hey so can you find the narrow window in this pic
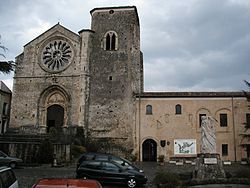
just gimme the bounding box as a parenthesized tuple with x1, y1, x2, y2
(222, 144, 228, 156)
(106, 34, 111, 50)
(111, 34, 116, 50)
(146, 105, 152, 115)
(109, 76, 113, 80)
(199, 114, 206, 127)
(175, 104, 182, 115)
(104, 31, 118, 51)
(220, 114, 228, 127)
(246, 114, 250, 128)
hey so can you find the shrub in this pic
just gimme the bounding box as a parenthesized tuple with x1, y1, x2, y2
(153, 171, 180, 188)
(235, 169, 250, 179)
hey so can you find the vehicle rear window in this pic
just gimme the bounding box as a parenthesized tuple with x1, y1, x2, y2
(81, 161, 101, 170)
(85, 154, 95, 160)
(94, 155, 109, 161)
(0, 169, 16, 188)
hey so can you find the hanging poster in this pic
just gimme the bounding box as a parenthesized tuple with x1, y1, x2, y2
(174, 139, 196, 155)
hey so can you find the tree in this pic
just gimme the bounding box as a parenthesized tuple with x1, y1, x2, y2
(0, 35, 15, 74)
(243, 80, 250, 103)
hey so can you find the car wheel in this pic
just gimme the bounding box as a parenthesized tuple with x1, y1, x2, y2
(127, 178, 136, 188)
(9, 162, 16, 169)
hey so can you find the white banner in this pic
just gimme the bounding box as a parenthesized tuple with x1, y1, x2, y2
(174, 139, 196, 155)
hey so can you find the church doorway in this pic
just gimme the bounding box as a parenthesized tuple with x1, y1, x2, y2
(142, 139, 157, 161)
(47, 104, 64, 132)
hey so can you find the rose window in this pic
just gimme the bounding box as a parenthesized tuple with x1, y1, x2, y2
(41, 40, 73, 72)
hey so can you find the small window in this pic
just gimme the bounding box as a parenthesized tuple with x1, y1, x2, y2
(2, 103, 8, 116)
(246, 114, 250, 128)
(220, 114, 228, 127)
(222, 144, 228, 156)
(104, 31, 118, 51)
(199, 114, 206, 127)
(175, 104, 182, 115)
(146, 105, 152, 115)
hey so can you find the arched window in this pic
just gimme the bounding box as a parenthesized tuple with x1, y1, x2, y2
(104, 31, 118, 50)
(175, 104, 182, 114)
(146, 105, 152, 115)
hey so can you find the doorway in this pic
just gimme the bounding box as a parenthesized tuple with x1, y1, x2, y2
(142, 139, 157, 161)
(47, 104, 64, 132)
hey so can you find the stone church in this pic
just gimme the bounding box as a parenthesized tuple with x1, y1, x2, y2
(9, 6, 250, 162)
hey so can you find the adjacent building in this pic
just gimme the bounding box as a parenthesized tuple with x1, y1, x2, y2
(0, 81, 11, 134)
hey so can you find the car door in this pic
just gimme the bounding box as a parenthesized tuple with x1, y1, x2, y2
(101, 161, 127, 184)
(78, 161, 103, 180)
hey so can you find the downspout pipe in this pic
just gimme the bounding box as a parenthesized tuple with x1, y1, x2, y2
(231, 96, 237, 162)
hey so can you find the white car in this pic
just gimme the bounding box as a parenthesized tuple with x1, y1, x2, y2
(0, 166, 18, 188)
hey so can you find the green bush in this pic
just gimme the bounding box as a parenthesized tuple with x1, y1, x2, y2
(153, 171, 180, 188)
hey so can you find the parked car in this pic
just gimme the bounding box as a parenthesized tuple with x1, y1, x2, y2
(0, 151, 23, 169)
(76, 160, 147, 188)
(76, 152, 144, 173)
(0, 166, 19, 188)
(32, 178, 102, 188)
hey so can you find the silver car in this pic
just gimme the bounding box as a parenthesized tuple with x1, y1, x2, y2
(0, 151, 22, 169)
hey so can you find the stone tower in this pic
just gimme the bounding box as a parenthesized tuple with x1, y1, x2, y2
(86, 6, 143, 153)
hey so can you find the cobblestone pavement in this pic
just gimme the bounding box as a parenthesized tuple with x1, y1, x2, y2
(13, 162, 250, 188)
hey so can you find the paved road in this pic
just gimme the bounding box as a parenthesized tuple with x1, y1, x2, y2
(14, 163, 158, 188)
(13, 162, 250, 188)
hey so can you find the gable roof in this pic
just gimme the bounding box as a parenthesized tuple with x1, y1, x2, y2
(24, 23, 79, 47)
(0, 81, 11, 94)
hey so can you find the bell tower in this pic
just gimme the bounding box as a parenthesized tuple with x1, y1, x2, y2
(86, 6, 143, 154)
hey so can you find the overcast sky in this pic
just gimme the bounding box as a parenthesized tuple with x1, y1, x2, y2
(0, 0, 249, 92)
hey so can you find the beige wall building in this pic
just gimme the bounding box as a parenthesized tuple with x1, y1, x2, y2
(135, 92, 250, 162)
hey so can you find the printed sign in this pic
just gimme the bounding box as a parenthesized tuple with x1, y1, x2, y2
(204, 158, 218, 164)
(174, 139, 196, 155)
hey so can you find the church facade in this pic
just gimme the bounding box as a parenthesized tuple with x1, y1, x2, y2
(9, 6, 250, 162)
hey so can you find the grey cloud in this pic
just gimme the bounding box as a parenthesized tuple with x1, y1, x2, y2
(0, 0, 249, 92)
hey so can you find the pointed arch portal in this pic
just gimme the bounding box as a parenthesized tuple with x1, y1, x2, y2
(47, 104, 64, 132)
(142, 139, 157, 161)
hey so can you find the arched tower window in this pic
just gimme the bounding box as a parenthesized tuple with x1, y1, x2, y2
(175, 104, 182, 115)
(104, 31, 118, 50)
(146, 105, 152, 115)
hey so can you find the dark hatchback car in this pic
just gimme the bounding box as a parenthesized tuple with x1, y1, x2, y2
(76, 160, 147, 188)
(77, 152, 144, 173)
